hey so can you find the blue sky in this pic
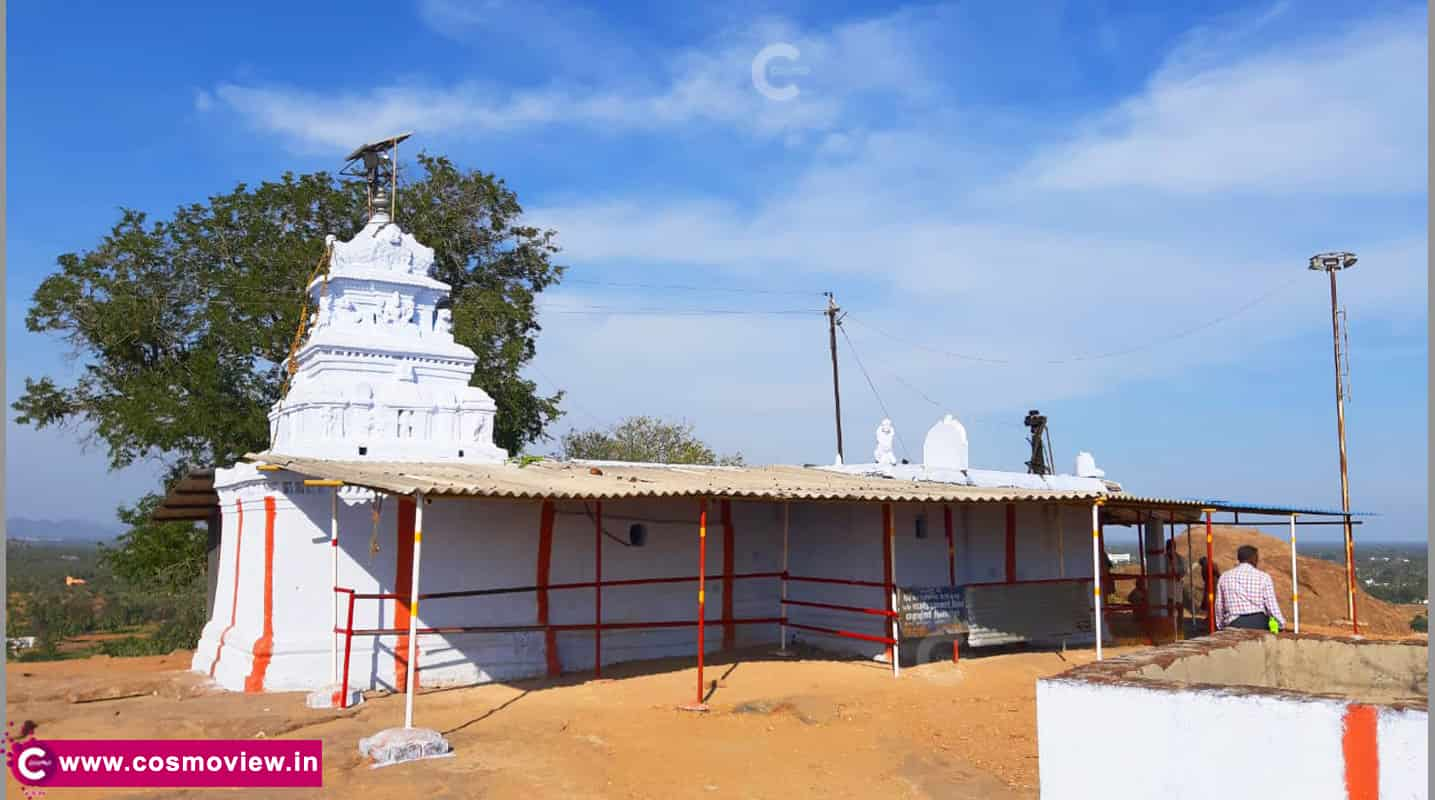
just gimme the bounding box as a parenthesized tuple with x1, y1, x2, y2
(7, 1, 1428, 541)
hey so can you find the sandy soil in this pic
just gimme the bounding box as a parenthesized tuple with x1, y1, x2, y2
(6, 643, 1148, 800)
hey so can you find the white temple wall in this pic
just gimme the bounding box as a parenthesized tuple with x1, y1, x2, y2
(193, 469, 408, 693)
(194, 474, 1097, 692)
(780, 502, 1096, 660)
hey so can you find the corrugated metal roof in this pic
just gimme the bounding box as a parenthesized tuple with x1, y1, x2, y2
(152, 467, 219, 522)
(245, 453, 1105, 505)
(1104, 493, 1370, 518)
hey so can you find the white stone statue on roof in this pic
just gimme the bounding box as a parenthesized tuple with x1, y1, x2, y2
(874, 418, 897, 465)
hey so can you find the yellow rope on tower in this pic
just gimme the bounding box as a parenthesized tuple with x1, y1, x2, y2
(280, 240, 334, 398)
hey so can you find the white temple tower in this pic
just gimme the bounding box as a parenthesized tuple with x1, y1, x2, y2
(267, 206, 507, 463)
(194, 138, 508, 695)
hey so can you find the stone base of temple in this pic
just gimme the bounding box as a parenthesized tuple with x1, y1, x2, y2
(191, 629, 338, 694)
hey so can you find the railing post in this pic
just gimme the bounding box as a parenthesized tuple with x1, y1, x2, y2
(340, 589, 356, 709)
(403, 493, 425, 729)
(1091, 502, 1103, 661)
(680, 498, 710, 711)
(1205, 509, 1216, 634)
(1290, 514, 1300, 634)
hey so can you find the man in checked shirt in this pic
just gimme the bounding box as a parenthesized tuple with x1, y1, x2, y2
(1215, 545, 1286, 631)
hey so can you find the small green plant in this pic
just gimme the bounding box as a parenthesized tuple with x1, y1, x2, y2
(1411, 613, 1428, 633)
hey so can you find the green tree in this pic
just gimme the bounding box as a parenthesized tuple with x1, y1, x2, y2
(560, 416, 742, 465)
(100, 496, 207, 594)
(15, 154, 565, 596)
(1412, 614, 1428, 633)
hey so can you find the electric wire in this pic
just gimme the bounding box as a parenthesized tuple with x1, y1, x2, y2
(838, 322, 910, 461)
(560, 278, 821, 296)
(843, 273, 1302, 366)
(87, 271, 1300, 370)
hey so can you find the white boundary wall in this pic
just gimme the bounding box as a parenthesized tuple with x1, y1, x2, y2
(1037, 657, 1428, 799)
(192, 466, 1098, 692)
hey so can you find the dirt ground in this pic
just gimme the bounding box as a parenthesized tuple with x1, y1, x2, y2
(6, 643, 1145, 800)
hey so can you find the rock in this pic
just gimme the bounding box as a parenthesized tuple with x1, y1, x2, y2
(358, 727, 452, 767)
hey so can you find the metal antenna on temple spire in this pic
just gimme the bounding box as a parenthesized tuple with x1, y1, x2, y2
(342, 132, 412, 223)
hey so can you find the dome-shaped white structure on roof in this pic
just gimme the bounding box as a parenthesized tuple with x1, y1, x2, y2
(923, 414, 969, 471)
(1075, 451, 1105, 478)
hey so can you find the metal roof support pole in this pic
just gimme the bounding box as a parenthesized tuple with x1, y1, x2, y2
(884, 503, 899, 678)
(944, 504, 958, 665)
(1290, 514, 1300, 634)
(1090, 501, 1103, 661)
(779, 502, 790, 654)
(680, 499, 710, 712)
(1168, 510, 1178, 643)
(1136, 510, 1147, 583)
(331, 487, 340, 686)
(403, 492, 425, 729)
(1346, 513, 1359, 635)
(1185, 522, 1193, 622)
(1204, 509, 1216, 635)
(594, 501, 603, 678)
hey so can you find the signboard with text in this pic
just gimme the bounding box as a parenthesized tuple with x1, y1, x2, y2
(897, 581, 1095, 646)
(896, 585, 968, 637)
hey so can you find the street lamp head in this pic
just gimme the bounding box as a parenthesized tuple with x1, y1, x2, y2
(1309, 251, 1358, 272)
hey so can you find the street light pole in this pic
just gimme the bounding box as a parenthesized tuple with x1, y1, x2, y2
(1309, 251, 1359, 634)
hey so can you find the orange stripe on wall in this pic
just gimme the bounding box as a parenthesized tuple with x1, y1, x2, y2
(243, 497, 277, 693)
(722, 500, 736, 649)
(394, 497, 417, 693)
(537, 500, 561, 677)
(209, 498, 244, 677)
(1342, 703, 1379, 800)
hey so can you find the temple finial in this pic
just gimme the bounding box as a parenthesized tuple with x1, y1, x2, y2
(341, 132, 412, 224)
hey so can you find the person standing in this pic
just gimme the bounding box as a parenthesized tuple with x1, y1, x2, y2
(1215, 545, 1286, 631)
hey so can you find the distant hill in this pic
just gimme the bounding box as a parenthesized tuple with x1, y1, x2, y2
(6, 517, 119, 543)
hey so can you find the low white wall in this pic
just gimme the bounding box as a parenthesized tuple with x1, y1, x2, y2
(1378, 707, 1429, 799)
(192, 467, 1098, 692)
(1037, 679, 1427, 800)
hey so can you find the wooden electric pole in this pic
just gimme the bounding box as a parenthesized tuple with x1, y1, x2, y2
(825, 292, 845, 464)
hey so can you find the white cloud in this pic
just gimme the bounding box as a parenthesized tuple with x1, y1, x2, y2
(1023, 6, 1428, 194)
(521, 8, 1429, 453)
(200, 4, 1427, 478)
(209, 6, 948, 151)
